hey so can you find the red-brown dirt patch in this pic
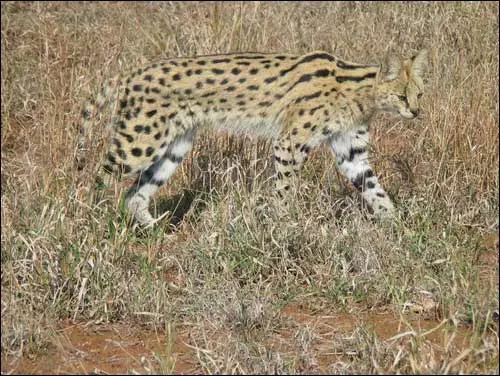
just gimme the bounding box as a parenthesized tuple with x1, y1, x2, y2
(0, 305, 487, 374)
(274, 304, 475, 373)
(2, 320, 200, 375)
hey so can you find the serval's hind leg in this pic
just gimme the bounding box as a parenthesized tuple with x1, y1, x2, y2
(126, 134, 194, 227)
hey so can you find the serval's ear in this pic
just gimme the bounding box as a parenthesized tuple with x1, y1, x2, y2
(410, 49, 428, 78)
(381, 53, 401, 81)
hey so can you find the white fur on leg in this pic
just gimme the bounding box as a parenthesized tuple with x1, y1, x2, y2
(126, 159, 181, 226)
(170, 138, 193, 157)
(127, 192, 155, 226)
(126, 137, 193, 227)
(362, 183, 395, 218)
(331, 129, 396, 219)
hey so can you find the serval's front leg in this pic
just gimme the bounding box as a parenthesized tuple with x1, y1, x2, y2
(331, 126, 395, 218)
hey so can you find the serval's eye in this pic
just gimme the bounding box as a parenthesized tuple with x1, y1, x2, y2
(417, 93, 423, 99)
(398, 95, 407, 102)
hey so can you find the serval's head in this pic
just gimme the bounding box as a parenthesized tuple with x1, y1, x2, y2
(375, 49, 428, 119)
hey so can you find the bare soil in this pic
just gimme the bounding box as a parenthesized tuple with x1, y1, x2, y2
(2, 307, 476, 375)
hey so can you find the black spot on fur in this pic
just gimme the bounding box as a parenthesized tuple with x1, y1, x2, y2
(117, 149, 128, 160)
(300, 145, 310, 154)
(235, 55, 266, 59)
(119, 132, 134, 143)
(280, 53, 335, 76)
(212, 58, 231, 63)
(309, 105, 324, 115)
(151, 178, 164, 186)
(112, 138, 122, 148)
(131, 148, 142, 157)
(264, 76, 278, 84)
(295, 91, 322, 103)
(336, 72, 376, 83)
(107, 153, 116, 164)
(201, 91, 216, 98)
(352, 169, 374, 190)
(348, 147, 366, 161)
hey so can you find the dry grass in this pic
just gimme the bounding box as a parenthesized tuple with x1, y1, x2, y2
(1, 1, 498, 374)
